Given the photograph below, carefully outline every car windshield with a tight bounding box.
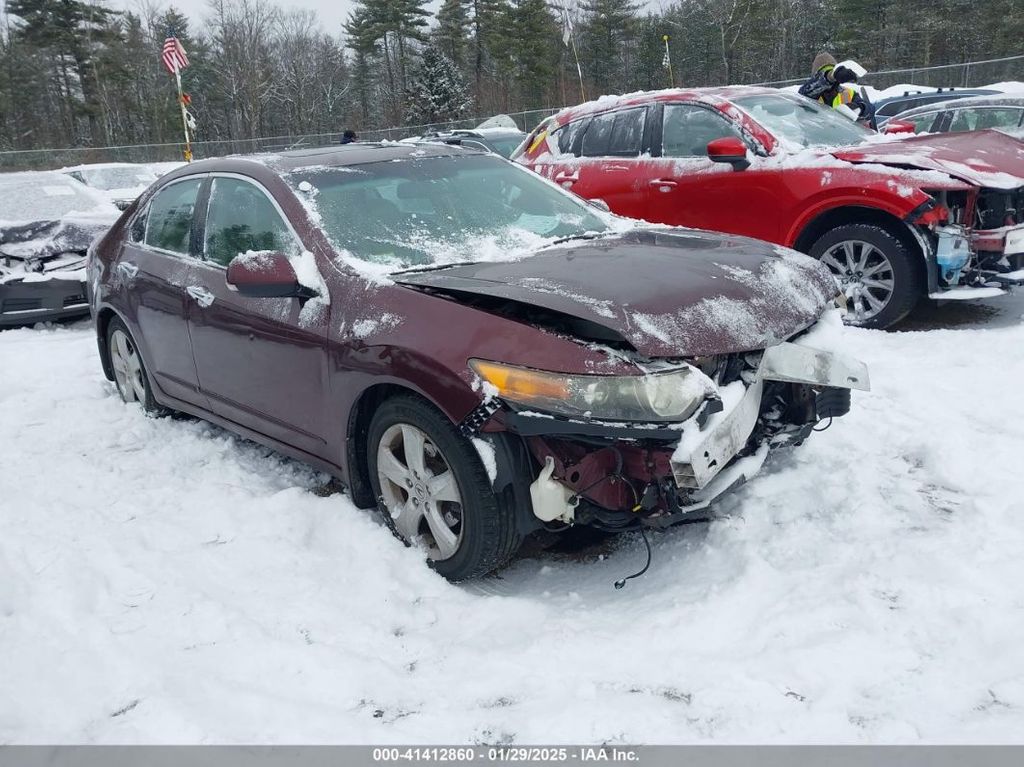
[481,136,525,158]
[78,166,154,190]
[288,154,609,271]
[735,93,872,148]
[0,175,104,221]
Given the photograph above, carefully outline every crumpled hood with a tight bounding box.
[395,229,836,357]
[833,130,1024,189]
[0,216,111,260]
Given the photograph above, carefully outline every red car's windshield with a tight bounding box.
[735,93,872,149]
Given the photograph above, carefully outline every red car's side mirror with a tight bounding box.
[707,137,750,170]
[884,119,916,135]
[226,251,316,299]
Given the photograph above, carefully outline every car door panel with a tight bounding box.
[186,176,329,454]
[122,178,205,405]
[641,103,786,243]
[568,107,653,219]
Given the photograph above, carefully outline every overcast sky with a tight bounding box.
[110,0,440,39]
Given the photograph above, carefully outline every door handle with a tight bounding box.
[649,179,678,190]
[116,262,139,279]
[186,286,215,308]
[554,171,578,186]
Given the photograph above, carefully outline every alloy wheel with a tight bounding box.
[376,423,465,561]
[109,328,147,404]
[819,239,895,322]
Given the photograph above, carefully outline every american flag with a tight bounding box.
[161,36,190,75]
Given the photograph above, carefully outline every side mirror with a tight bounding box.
[226,251,316,299]
[707,137,750,170]
[883,119,916,135]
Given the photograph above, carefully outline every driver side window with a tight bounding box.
[204,177,298,267]
[662,104,742,158]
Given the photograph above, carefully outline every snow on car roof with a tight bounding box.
[552,85,781,122]
[896,94,1024,119]
[0,171,119,225]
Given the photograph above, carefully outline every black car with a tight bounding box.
[873,87,1001,127]
[1,172,119,327]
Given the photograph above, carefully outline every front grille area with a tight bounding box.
[1,297,43,313]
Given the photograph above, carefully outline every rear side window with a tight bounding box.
[949,107,1024,132]
[662,104,741,157]
[552,119,589,155]
[145,178,202,254]
[204,177,297,267]
[903,112,939,133]
[581,109,646,157]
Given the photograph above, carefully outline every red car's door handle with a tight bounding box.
[649,179,678,190]
[554,171,578,186]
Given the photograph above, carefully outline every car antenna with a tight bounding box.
[614,527,653,589]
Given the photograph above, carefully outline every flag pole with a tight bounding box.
[663,34,674,88]
[173,61,192,163]
[570,35,586,102]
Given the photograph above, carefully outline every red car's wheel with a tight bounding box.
[810,223,922,329]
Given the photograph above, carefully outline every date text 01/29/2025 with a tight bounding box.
[372,747,641,762]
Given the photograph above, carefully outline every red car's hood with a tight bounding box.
[832,130,1024,189]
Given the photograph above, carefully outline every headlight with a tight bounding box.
[469,359,715,423]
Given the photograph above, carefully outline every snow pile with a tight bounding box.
[3,294,1024,742]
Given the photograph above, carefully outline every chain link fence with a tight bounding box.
[2,56,1022,172]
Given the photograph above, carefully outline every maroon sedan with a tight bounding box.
[87,144,868,580]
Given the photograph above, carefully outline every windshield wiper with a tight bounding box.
[550,231,607,246]
[391,260,479,275]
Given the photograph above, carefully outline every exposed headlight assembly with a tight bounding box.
[470,359,715,423]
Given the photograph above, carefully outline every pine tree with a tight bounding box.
[435,0,470,70]
[579,0,641,95]
[7,0,121,145]
[404,44,472,124]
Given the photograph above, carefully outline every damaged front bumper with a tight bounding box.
[497,341,869,530]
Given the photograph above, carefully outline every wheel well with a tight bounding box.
[793,206,923,265]
[96,308,118,381]
[345,383,423,508]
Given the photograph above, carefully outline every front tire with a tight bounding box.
[367,394,522,580]
[106,317,166,416]
[810,223,922,329]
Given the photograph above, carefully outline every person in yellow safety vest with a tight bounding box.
[798,53,875,127]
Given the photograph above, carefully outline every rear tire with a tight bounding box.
[809,223,922,329]
[105,317,167,416]
[367,394,522,580]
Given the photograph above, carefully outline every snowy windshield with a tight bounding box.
[480,136,526,158]
[75,166,155,191]
[289,155,608,270]
[735,93,872,148]
[0,175,106,222]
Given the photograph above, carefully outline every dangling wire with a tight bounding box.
[813,417,834,432]
[614,526,652,589]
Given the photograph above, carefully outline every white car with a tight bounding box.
[62,162,161,211]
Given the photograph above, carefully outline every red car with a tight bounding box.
[513,87,1024,328]
[87,144,868,580]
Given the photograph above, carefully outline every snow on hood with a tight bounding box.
[833,129,1024,189]
[395,229,836,357]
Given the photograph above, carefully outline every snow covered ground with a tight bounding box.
[2,295,1024,744]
